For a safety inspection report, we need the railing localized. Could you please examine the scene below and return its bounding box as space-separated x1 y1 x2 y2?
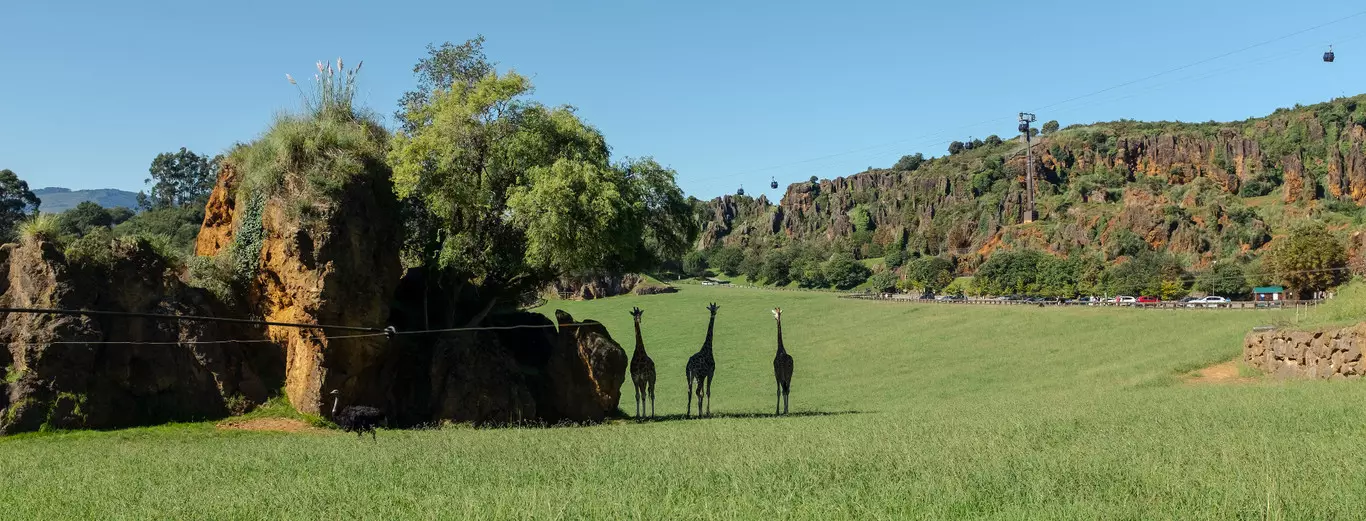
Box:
840 294 1324 309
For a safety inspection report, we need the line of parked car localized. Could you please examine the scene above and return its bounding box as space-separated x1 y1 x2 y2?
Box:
926 294 1233 307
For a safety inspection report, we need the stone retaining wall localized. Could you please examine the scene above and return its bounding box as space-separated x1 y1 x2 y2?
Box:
1244 325 1366 379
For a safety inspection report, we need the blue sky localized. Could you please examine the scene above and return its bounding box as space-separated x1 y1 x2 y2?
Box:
2 0 1363 200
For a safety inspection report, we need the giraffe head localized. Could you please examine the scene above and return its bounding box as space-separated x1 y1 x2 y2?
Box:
772 307 782 321
629 307 643 321
707 302 720 315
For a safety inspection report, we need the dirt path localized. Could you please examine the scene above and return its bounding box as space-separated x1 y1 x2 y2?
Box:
1185 360 1257 384
216 418 323 433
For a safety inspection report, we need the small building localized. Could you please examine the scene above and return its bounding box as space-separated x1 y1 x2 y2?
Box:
1253 286 1285 302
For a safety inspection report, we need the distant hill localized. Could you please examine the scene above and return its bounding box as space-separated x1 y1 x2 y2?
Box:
699 93 1366 269
33 187 140 213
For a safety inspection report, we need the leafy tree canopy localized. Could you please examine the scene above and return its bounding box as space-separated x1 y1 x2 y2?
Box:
0 169 40 241
1268 222 1347 298
389 38 697 322
139 148 220 210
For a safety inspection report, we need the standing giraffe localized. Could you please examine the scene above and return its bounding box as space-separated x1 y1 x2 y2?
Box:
628 307 656 419
772 307 794 415
685 303 719 418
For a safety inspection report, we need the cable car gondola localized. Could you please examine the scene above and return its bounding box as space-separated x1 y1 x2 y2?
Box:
770 177 778 189
1324 45 1335 63
1018 121 1030 133
736 185 745 196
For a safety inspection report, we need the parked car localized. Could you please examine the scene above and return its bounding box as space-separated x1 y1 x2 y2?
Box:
1187 296 1230 308
1137 296 1159 303
1114 296 1137 305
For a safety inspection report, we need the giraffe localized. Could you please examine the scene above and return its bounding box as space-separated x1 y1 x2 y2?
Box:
685 302 719 418
772 307 794 415
628 307 656 419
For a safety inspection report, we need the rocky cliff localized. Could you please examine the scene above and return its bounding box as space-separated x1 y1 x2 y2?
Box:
0 239 278 434
700 95 1366 264
196 158 403 417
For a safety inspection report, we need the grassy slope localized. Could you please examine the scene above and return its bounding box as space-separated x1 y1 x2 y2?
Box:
6 287 1366 518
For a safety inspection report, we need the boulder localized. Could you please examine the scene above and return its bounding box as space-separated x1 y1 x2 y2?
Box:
545 310 626 422
0 239 277 435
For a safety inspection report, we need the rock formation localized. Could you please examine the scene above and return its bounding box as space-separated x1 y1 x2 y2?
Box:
196 158 402 416
0 239 279 435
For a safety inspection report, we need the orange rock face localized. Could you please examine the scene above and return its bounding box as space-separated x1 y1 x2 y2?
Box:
194 160 402 415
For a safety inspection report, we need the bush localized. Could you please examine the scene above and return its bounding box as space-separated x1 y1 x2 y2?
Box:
823 254 871 290
893 153 925 171
866 271 898 293
113 205 205 254
760 249 793 286
710 247 743 276
884 249 908 269
63 228 116 271
906 256 954 294
682 250 709 277
188 254 242 305
1268 221 1348 298
948 141 965 155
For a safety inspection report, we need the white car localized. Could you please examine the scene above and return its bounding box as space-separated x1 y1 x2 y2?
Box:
1187 296 1230 308
1114 296 1136 305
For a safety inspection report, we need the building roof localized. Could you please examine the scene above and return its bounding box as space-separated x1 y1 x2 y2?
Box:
1253 286 1285 293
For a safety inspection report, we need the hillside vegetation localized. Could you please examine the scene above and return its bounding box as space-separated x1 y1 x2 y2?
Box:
697 95 1366 298
11 288 1366 518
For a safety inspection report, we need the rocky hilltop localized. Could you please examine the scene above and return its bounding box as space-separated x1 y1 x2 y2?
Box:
700 95 1366 267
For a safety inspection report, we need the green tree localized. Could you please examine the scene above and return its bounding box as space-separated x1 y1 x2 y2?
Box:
824 253 871 290
760 249 794 286
866 270 898 293
138 148 219 210
1042 120 1060 134
112 205 205 254
1194 262 1249 298
0 169 40 241
739 250 763 281
710 246 743 276
682 250 709 277
56 201 114 238
984 135 1003 146
884 248 908 269
893 153 925 171
390 45 697 325
948 141 965 155
1268 222 1348 298
907 256 954 295
1105 252 1185 297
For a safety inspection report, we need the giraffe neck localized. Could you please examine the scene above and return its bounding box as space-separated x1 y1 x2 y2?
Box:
776 318 786 355
331 394 339 417
632 318 646 357
701 314 715 354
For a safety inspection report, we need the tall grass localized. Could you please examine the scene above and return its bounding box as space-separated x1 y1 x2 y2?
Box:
231 59 388 221
16 214 60 245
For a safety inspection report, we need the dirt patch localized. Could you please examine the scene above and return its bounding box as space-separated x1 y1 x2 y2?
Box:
216 418 323 433
1185 360 1257 384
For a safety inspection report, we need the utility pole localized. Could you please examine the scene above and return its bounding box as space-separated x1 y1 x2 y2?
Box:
1018 112 1037 223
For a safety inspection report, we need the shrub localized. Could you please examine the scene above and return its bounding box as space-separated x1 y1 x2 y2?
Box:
682 250 709 277
823 253 871 290
188 254 241 306
866 271 898 293
63 228 116 271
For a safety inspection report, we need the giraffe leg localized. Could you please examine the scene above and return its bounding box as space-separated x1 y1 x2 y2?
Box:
776 380 781 416
686 377 693 418
783 384 790 415
705 376 712 417
648 381 656 419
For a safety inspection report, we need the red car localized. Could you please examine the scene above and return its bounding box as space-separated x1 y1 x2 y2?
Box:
1137 296 1160 303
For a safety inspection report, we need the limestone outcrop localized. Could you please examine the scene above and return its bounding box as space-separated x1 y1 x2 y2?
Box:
195 159 402 416
0 239 278 435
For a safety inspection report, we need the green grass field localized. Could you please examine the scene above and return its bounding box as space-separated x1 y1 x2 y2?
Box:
6 287 1366 519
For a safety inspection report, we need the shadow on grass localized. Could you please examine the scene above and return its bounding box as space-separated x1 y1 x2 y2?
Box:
619 410 863 424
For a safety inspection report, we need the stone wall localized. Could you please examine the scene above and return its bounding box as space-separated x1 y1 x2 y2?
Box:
1244 325 1366 379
